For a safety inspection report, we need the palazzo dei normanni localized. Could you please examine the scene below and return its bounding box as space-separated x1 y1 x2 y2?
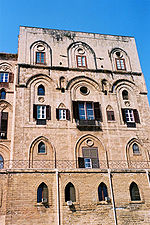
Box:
0 26 150 225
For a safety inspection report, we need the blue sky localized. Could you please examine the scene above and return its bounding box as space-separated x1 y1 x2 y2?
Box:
0 0 150 103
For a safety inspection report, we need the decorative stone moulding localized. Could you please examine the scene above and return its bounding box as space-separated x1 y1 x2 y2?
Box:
38 97 45 103
86 139 94 147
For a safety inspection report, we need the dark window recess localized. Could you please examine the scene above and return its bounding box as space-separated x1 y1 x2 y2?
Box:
0 154 4 169
130 182 141 201
0 112 8 139
0 89 6 99
37 182 48 204
107 111 115 121
38 85 45 96
78 147 99 168
65 182 76 202
98 183 108 201
122 90 128 100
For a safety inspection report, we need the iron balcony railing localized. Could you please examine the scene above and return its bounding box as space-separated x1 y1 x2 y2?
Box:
0 160 150 170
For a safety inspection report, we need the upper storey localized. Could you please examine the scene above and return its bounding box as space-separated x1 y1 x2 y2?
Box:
18 26 142 73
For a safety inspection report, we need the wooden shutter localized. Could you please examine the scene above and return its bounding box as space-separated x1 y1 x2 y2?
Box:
121 109 126 123
1 112 8 132
90 147 99 168
46 105 51 120
33 104 37 119
66 109 70 120
9 73 14 83
78 157 85 168
56 108 59 120
72 101 79 120
133 109 140 123
94 102 103 121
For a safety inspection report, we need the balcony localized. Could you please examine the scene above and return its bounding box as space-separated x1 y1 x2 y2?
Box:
76 120 102 131
0 160 150 170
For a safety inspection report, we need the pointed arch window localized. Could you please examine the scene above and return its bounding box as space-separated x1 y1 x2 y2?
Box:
65 182 76 202
38 85 45 96
0 89 6 99
38 141 46 153
122 90 129 100
132 143 140 155
37 182 48 203
130 182 141 201
0 155 4 169
98 183 108 201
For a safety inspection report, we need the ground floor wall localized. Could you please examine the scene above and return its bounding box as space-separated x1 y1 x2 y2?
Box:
0 169 150 225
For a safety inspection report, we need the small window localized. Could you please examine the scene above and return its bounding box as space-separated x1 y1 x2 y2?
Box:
115 58 126 70
132 143 140 155
56 108 70 121
98 183 108 201
130 182 141 201
122 90 128 100
0 89 6 99
0 73 9 82
84 158 92 168
38 85 45 96
107 111 115 121
0 155 4 169
37 182 48 204
38 141 46 154
33 105 51 125
0 112 8 139
76 56 87 67
65 182 76 202
125 109 134 123
78 147 99 169
36 52 45 64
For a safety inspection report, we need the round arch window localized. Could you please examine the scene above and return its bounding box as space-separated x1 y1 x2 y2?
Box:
80 86 89 95
132 143 140 155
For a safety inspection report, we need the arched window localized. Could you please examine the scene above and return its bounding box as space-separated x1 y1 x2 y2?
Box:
38 141 46 153
37 182 48 203
38 85 45 96
0 155 4 169
130 182 141 201
0 89 6 99
98 183 108 201
122 90 128 100
65 182 76 202
132 143 140 154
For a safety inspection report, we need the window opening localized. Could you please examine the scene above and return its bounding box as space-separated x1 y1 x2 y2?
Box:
65 182 76 202
130 182 141 201
38 85 45 96
115 59 126 70
77 55 87 67
0 155 4 169
122 90 129 100
36 52 45 64
125 109 134 122
59 109 66 120
0 73 9 82
0 89 6 99
80 86 89 95
37 182 48 203
132 143 140 154
38 141 46 153
107 111 115 121
37 106 46 119
98 183 108 201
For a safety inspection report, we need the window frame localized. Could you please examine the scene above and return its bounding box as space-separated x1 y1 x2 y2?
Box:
37 85 45 96
115 58 126 70
38 141 46 154
0 73 9 82
125 109 135 123
132 143 140 155
76 55 87 68
0 154 4 169
78 102 95 120
36 52 45 64
37 105 46 120
107 110 115 121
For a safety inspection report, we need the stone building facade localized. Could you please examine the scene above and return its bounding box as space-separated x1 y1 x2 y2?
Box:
0 26 150 225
